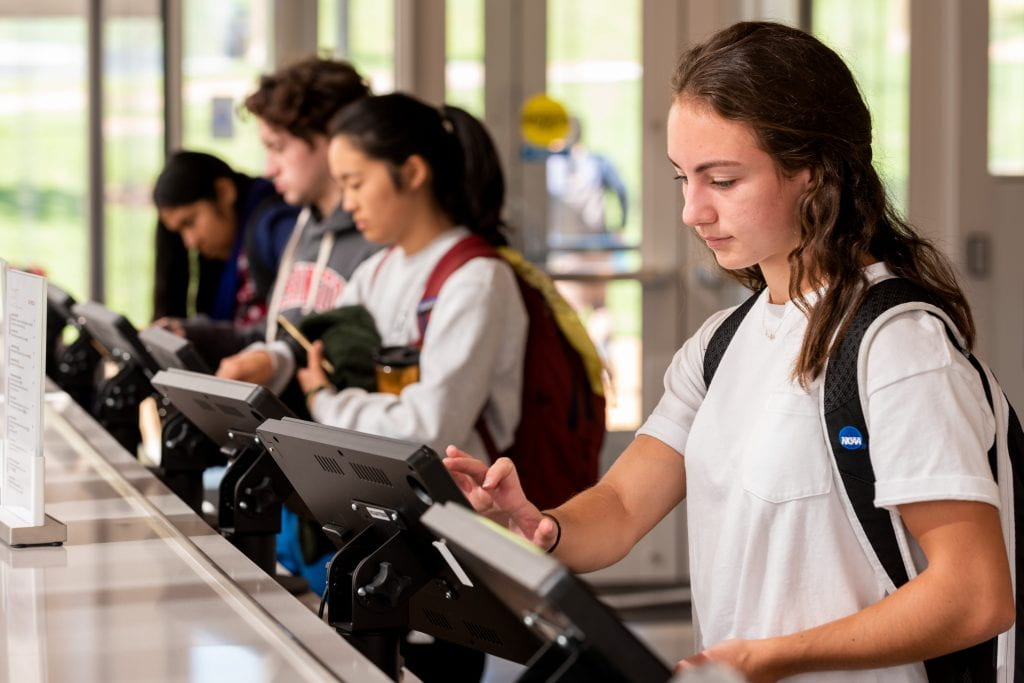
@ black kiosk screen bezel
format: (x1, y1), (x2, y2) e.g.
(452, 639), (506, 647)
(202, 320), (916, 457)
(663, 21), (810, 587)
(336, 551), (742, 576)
(150, 368), (292, 451)
(421, 501), (675, 683)
(72, 300), (159, 374)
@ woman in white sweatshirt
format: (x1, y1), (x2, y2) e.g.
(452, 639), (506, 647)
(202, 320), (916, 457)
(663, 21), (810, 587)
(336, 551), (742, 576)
(297, 93), (528, 464)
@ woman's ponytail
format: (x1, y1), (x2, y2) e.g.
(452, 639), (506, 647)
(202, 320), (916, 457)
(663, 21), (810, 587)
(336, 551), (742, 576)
(441, 105), (508, 246)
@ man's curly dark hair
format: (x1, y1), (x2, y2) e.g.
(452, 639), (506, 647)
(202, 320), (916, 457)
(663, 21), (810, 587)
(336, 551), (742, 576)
(244, 56), (370, 145)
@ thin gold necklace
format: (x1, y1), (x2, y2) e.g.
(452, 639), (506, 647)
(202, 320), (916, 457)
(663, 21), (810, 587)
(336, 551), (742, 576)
(762, 299), (794, 340)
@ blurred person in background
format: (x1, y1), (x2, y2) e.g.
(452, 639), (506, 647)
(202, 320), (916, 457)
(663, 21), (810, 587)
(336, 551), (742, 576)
(152, 149), (298, 366)
(216, 56), (379, 400)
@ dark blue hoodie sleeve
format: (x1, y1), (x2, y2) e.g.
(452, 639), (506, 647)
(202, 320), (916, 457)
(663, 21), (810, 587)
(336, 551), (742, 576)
(244, 199), (300, 300)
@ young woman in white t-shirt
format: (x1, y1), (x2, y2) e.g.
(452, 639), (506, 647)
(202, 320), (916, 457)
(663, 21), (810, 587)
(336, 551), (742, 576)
(444, 21), (1013, 682)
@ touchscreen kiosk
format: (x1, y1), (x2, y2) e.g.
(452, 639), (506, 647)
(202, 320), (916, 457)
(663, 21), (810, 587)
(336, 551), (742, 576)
(139, 326), (211, 374)
(255, 418), (543, 681)
(421, 501), (675, 683)
(45, 283), (100, 408)
(68, 301), (159, 450)
(71, 301), (209, 375)
(45, 282), (76, 355)
(150, 368), (302, 576)
(151, 368), (291, 454)
(71, 301), (214, 464)
(72, 300), (159, 375)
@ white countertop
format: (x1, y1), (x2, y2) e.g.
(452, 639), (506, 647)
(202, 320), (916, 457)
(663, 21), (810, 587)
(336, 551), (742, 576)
(0, 390), (394, 683)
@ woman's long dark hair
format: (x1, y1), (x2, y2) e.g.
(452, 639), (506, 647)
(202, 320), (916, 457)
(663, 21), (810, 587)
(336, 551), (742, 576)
(673, 21), (974, 386)
(328, 93), (509, 246)
(154, 150), (238, 208)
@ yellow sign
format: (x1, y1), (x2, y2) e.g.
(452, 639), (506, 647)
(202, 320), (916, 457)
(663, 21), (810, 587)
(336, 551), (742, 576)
(520, 94), (570, 147)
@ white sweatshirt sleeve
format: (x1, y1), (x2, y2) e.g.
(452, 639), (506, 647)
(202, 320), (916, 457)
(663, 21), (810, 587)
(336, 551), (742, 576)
(309, 257), (527, 455)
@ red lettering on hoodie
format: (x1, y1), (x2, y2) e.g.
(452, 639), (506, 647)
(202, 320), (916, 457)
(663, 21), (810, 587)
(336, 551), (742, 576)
(278, 264), (347, 313)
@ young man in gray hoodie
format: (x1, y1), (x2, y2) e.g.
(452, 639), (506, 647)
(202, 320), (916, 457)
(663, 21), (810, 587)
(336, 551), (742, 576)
(216, 57), (379, 393)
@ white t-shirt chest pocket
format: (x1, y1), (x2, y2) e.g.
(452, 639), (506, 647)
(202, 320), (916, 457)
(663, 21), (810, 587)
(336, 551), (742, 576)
(741, 390), (833, 503)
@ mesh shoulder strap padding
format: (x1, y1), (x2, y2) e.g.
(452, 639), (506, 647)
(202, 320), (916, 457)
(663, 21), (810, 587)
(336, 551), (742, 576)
(825, 278), (1001, 682)
(822, 279), (934, 590)
(702, 289), (762, 388)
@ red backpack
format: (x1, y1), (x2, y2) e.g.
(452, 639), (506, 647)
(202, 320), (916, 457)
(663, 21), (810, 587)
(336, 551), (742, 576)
(417, 234), (605, 510)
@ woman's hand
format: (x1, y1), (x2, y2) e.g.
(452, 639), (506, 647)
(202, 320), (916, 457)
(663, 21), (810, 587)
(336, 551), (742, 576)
(297, 340), (330, 394)
(443, 446), (559, 552)
(678, 640), (780, 683)
(151, 317), (185, 336)
(216, 350), (274, 384)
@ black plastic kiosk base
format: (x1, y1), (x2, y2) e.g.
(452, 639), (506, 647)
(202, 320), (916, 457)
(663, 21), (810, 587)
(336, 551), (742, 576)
(46, 283), (101, 411)
(324, 520), (427, 681)
(47, 332), (100, 411)
(92, 362), (149, 452)
(73, 301), (216, 503)
(150, 369), (309, 592)
(154, 407), (217, 514)
(217, 443), (285, 577)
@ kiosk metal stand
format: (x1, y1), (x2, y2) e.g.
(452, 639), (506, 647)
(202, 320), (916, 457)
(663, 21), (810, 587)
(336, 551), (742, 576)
(155, 402), (217, 515)
(46, 324), (100, 410)
(149, 370), (308, 592)
(217, 436), (286, 577)
(254, 418), (546, 682)
(92, 360), (149, 453)
(324, 511), (432, 681)
(45, 284), (100, 411)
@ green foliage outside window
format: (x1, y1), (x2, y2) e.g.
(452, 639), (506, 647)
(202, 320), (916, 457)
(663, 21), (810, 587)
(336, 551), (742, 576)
(813, 0), (910, 210)
(990, 0), (1024, 175)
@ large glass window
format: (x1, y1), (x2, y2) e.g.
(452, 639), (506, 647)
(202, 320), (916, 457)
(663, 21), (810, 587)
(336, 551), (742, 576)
(0, 10), (89, 302)
(546, 0), (643, 430)
(446, 0), (484, 118)
(319, 0), (395, 93)
(181, 0), (270, 175)
(990, 0), (1024, 175)
(104, 3), (163, 326)
(813, 0), (910, 208)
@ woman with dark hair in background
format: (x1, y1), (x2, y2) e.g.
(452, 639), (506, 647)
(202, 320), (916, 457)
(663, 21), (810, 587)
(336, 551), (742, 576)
(297, 93), (527, 465)
(445, 21), (1014, 682)
(295, 93), (530, 682)
(152, 149), (298, 365)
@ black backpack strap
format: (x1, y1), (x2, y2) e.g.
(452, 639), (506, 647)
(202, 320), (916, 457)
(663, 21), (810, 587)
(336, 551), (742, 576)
(964, 353), (1000, 480)
(702, 289), (762, 388)
(825, 278), (1002, 682)
(1006, 400), (1024, 683)
(822, 278), (941, 589)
